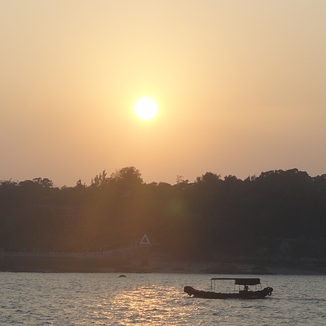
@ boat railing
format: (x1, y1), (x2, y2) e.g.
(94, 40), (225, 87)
(210, 277), (262, 292)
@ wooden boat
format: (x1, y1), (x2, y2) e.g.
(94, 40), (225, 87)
(184, 277), (273, 299)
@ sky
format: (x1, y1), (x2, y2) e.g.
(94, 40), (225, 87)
(1, 0), (326, 187)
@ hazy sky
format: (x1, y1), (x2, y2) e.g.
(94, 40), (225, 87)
(1, 0), (326, 186)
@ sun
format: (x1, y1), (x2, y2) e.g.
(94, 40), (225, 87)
(134, 97), (158, 120)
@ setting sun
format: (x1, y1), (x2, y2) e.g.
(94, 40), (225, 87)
(134, 97), (158, 120)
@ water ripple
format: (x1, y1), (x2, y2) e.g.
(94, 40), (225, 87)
(0, 273), (326, 325)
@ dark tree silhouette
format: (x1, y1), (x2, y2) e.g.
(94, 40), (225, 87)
(0, 168), (326, 261)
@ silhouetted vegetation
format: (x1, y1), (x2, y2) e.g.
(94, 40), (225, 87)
(1, 167), (326, 261)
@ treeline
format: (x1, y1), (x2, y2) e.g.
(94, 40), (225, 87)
(1, 167), (326, 259)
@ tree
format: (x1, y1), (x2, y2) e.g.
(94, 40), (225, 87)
(110, 166), (143, 191)
(91, 170), (108, 187)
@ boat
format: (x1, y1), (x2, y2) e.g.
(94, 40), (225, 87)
(184, 277), (273, 299)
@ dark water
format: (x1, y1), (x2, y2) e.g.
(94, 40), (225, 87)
(0, 273), (325, 325)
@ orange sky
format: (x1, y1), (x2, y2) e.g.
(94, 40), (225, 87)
(1, 0), (326, 186)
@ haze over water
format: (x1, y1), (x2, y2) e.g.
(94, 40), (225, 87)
(1, 273), (325, 325)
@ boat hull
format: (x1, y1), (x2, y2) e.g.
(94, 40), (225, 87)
(184, 286), (273, 299)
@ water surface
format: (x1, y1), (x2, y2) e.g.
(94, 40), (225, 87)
(0, 273), (325, 325)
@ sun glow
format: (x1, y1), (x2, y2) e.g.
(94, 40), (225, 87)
(134, 97), (158, 120)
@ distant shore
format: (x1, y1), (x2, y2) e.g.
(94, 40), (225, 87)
(0, 254), (325, 275)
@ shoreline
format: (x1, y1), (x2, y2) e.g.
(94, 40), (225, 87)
(0, 255), (325, 275)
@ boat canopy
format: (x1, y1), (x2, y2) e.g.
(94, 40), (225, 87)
(211, 278), (261, 286)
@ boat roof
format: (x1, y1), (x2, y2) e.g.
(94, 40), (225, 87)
(211, 277), (261, 285)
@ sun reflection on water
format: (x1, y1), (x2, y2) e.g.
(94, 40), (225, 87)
(108, 285), (191, 325)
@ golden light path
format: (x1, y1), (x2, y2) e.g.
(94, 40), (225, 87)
(134, 97), (158, 120)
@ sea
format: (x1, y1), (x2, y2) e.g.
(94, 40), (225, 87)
(0, 272), (325, 325)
